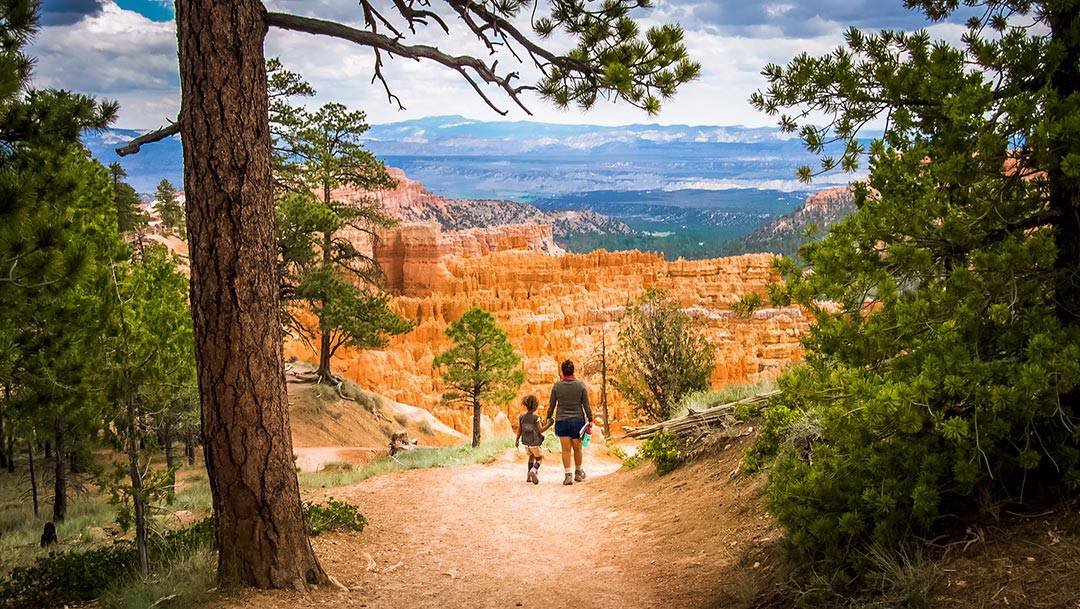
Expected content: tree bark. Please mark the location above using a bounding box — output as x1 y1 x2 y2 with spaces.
600 332 610 437
184 430 197 465
52 417 66 522
1048 8 1080 324
315 204 334 383
28 439 38 517
0 409 7 471
176 0 327 590
471 395 481 448
125 397 149 575
316 317 333 383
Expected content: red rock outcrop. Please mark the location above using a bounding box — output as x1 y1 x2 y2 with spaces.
285 222 811 434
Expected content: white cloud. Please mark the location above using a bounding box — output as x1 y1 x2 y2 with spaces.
29 1 179 128
24 0 972 130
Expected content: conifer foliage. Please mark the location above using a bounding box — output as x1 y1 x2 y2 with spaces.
748 0 1080 581
270 62 412 384
434 308 525 447
613 289 715 421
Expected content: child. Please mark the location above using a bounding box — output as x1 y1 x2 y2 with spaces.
515 395 550 484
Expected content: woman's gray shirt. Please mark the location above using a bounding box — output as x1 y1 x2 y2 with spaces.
546 378 592 422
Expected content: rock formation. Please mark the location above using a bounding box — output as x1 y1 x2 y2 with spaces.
740 185 856 257
332 168 632 239
285 221 811 434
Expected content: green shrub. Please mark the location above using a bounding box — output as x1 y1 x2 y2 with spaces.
303 499 366 536
0 518 214 609
731 292 763 318
637 432 683 475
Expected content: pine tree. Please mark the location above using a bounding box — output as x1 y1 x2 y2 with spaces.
747 0 1080 579
612 289 715 421
434 307 524 447
272 65 411 383
108 163 147 234
120 0 699 589
0 1 125 522
106 243 197 574
154 179 184 237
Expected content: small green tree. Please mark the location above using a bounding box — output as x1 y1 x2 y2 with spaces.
153 178 184 237
105 243 197 573
272 63 410 383
108 163 146 234
433 307 524 447
613 289 715 421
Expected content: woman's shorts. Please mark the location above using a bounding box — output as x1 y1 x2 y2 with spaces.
554 418 586 438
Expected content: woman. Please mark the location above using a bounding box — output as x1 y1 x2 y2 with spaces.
546 359 593 486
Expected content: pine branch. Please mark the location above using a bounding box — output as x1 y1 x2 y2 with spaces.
265 11 533 116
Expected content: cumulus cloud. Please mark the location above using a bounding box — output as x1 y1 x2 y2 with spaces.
24 0 973 129
665 0 975 38
28 1 179 127
39 0 103 26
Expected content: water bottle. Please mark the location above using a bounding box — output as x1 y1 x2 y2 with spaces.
582 424 592 447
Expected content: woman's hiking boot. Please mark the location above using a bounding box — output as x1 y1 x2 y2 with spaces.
574 469 586 482
563 473 574 485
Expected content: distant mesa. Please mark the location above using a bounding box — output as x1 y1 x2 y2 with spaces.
332 167 633 242
739 185 857 258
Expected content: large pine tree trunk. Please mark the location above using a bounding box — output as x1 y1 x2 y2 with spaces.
52 417 66 522
176 0 326 590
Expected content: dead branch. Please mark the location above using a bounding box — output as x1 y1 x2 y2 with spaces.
623 390 780 440
265 11 533 116
115 120 181 157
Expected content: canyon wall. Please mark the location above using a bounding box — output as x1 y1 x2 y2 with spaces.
286 221 810 434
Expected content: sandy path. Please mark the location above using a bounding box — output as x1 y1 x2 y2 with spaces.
223 446 660 609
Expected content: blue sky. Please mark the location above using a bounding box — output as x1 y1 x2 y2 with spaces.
31 0 973 129
113 0 172 21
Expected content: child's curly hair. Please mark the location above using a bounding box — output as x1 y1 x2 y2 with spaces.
522 395 539 411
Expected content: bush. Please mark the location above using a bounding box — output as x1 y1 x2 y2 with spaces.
303 499 366 536
731 292 763 318
0 518 214 609
637 432 683 475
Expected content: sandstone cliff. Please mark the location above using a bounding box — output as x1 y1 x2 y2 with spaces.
285 222 810 434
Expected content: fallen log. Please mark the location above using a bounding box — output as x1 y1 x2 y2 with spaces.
623 390 780 440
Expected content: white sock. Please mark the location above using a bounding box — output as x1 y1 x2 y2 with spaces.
564 467 573 475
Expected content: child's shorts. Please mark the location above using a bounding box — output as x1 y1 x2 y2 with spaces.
524 446 543 458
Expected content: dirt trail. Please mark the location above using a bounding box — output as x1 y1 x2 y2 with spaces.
222 446 680 609
220 435 787 609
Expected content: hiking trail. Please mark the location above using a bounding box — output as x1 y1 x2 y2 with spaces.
220 441 778 609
